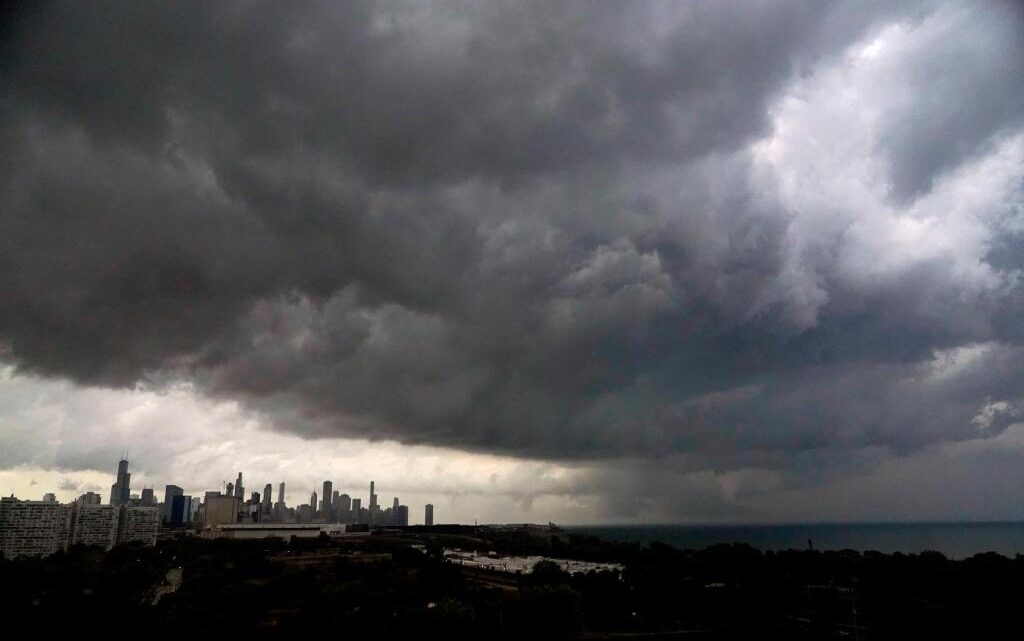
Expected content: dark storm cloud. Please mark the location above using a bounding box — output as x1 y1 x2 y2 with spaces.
2 0 1024 483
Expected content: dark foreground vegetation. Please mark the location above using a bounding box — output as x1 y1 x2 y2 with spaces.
3 529 1024 640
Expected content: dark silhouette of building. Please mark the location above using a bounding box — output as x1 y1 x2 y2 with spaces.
369 481 379 525
321 480 332 520
162 485 183 523
169 494 192 527
109 459 131 506
337 493 352 522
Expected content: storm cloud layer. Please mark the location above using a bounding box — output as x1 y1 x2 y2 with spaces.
3 0 1024 511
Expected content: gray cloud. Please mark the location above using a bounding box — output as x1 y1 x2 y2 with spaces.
2 0 1024 509
875 2 1024 202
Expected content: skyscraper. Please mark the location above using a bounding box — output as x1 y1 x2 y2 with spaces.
169 495 192 527
109 459 131 506
163 485 183 523
263 484 272 513
369 481 377 526
425 504 433 527
310 490 318 515
322 480 333 520
274 482 287 520
338 493 351 522
234 472 244 499
140 488 156 507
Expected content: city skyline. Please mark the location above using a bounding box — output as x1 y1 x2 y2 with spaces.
3 456 431 537
2 455 441 526
2 2 1024 526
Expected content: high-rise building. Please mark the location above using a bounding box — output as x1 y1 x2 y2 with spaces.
296 504 315 522
42 493 56 502
70 503 119 550
396 504 409 527
109 459 131 506
140 488 156 507
273 482 288 521
226 482 234 497
310 490 318 516
202 494 240 528
425 504 434 527
115 506 159 547
322 481 333 520
248 492 261 522
393 497 399 512
263 484 273 513
338 493 351 513
369 481 378 526
76 492 102 506
169 495 193 527
234 472 244 499
352 498 361 523
0 497 72 559
163 485 183 523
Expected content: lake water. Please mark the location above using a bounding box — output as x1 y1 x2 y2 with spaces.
567 522 1024 559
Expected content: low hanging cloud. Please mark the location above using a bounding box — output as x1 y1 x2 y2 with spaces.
2 0 1024 513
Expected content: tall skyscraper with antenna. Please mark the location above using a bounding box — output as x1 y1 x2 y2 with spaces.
109 458 131 506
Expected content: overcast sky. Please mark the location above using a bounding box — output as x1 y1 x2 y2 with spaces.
2 1 1023 524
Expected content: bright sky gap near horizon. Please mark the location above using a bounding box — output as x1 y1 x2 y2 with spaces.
2 1 1023 525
